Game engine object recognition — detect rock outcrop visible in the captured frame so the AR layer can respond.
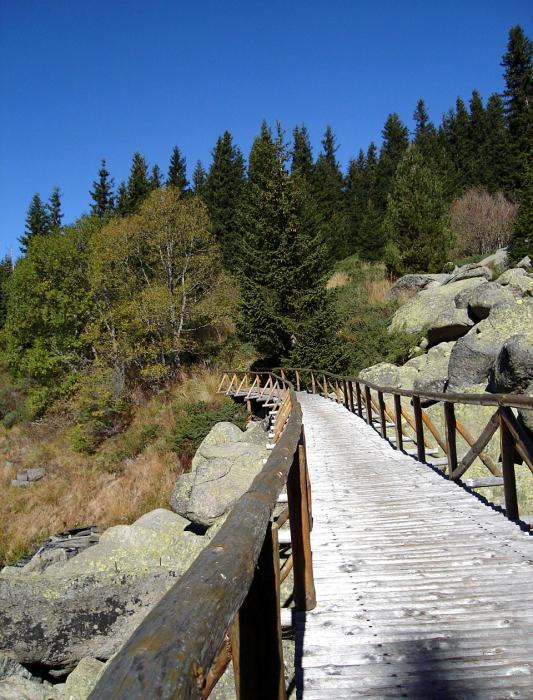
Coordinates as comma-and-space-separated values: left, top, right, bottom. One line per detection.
170, 421, 267, 528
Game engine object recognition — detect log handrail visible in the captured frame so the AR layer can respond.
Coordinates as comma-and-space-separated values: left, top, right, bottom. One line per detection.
91, 370, 314, 700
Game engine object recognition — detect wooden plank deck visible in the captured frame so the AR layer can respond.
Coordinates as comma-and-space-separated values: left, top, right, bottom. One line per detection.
295, 392, 533, 700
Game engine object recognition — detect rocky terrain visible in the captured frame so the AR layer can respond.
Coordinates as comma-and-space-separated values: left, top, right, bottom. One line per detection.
0, 420, 267, 699
361, 250, 533, 511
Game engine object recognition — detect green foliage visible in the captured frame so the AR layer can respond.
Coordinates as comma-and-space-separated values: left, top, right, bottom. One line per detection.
167, 146, 188, 193
95, 423, 160, 472
19, 193, 50, 254
510, 164, 533, 263
47, 187, 62, 231
2, 410, 19, 429
192, 160, 207, 196
169, 398, 248, 454
383, 146, 453, 275
291, 125, 314, 180
125, 152, 151, 214
375, 113, 409, 213
90, 159, 115, 218
0, 255, 13, 328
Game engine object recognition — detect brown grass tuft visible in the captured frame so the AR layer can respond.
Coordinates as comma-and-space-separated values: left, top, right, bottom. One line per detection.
326, 271, 350, 289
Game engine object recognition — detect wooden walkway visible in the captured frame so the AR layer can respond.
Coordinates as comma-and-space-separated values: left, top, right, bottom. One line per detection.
294, 392, 533, 700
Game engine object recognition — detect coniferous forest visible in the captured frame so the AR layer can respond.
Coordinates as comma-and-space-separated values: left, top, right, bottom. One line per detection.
0, 24, 531, 453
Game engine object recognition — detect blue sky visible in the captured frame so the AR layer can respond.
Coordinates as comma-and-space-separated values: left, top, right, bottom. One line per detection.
1, 0, 531, 257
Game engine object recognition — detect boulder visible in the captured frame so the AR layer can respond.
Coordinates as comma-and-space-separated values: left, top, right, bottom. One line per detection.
0, 653, 32, 681
517, 256, 532, 269
493, 334, 533, 393
448, 301, 533, 391
0, 509, 208, 669
519, 381, 533, 436
64, 657, 105, 699
497, 267, 533, 296
0, 676, 62, 699
169, 422, 267, 528
410, 342, 455, 394
444, 263, 492, 285
455, 281, 515, 320
480, 248, 509, 272
387, 273, 449, 301
390, 278, 482, 341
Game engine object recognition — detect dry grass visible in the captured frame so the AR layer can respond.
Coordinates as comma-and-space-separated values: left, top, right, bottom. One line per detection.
326, 271, 350, 289
363, 277, 393, 305
0, 367, 222, 566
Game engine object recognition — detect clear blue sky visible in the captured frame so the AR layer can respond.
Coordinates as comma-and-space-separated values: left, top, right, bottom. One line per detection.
1, 0, 531, 257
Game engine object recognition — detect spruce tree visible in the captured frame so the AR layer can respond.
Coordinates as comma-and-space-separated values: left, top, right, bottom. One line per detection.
19, 194, 50, 253
150, 164, 163, 190
375, 113, 409, 213
192, 160, 207, 196
126, 152, 151, 213
415, 101, 459, 199
167, 145, 188, 194
485, 94, 512, 194
0, 254, 13, 328
115, 182, 128, 216
90, 159, 115, 218
468, 91, 490, 187
509, 163, 533, 264
47, 186, 63, 231
204, 131, 245, 267
413, 99, 431, 138
312, 126, 349, 262
291, 125, 314, 181
445, 97, 473, 188
346, 149, 367, 254
501, 25, 533, 192
383, 146, 452, 275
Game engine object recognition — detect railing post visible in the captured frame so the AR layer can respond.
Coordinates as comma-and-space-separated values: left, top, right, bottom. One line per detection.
287, 428, 316, 611
412, 396, 426, 463
295, 370, 301, 392
364, 385, 373, 426
311, 372, 316, 394
378, 391, 387, 439
355, 382, 363, 418
230, 522, 287, 700
444, 401, 458, 480
347, 381, 355, 413
322, 374, 327, 398
393, 394, 403, 451
500, 408, 519, 521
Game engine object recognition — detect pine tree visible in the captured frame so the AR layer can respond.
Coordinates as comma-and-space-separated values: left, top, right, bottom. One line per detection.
383, 146, 452, 275
115, 182, 128, 216
192, 160, 207, 196
0, 254, 13, 328
468, 91, 490, 187
167, 145, 188, 194
485, 93, 512, 194
413, 99, 431, 138
509, 163, 533, 264
204, 131, 245, 267
150, 164, 163, 190
501, 25, 533, 192
375, 113, 409, 213
126, 152, 151, 213
415, 101, 459, 199
442, 97, 473, 189
291, 125, 314, 181
312, 126, 349, 261
90, 159, 115, 218
47, 186, 63, 231
19, 194, 50, 253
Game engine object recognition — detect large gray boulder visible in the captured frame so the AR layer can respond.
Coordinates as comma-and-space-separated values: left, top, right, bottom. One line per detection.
448, 301, 533, 391
519, 381, 533, 436
0, 654, 32, 682
64, 657, 105, 699
480, 248, 509, 272
444, 263, 492, 285
390, 278, 482, 342
170, 422, 267, 528
0, 676, 63, 699
493, 334, 533, 393
455, 281, 515, 320
387, 273, 449, 301
0, 510, 208, 669
497, 268, 533, 296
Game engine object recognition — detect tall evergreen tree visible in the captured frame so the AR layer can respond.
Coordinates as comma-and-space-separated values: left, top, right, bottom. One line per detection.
485, 93, 512, 193
19, 194, 50, 253
115, 182, 128, 216
509, 163, 533, 264
468, 91, 490, 186
150, 164, 163, 190
204, 131, 245, 267
167, 146, 188, 194
375, 113, 409, 213
501, 25, 533, 191
90, 159, 115, 218
47, 186, 63, 231
126, 152, 151, 213
383, 146, 452, 275
0, 254, 13, 328
312, 126, 349, 261
442, 97, 473, 189
291, 125, 314, 181
192, 160, 207, 196
415, 100, 459, 198
413, 99, 431, 138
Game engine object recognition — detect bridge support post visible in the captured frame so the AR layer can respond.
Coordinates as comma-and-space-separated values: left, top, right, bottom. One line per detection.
230, 522, 287, 700
393, 394, 403, 451
347, 381, 355, 413
287, 428, 316, 611
412, 396, 426, 463
364, 386, 373, 426
500, 408, 519, 521
444, 402, 458, 479
355, 382, 363, 417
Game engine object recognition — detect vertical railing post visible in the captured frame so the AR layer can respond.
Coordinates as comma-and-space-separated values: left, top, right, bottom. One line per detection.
295, 370, 301, 392
412, 396, 426, 463
287, 428, 316, 611
348, 381, 355, 413
230, 522, 286, 700
311, 372, 316, 394
355, 382, 363, 418
378, 391, 387, 439
322, 374, 327, 398
444, 401, 458, 480
364, 385, 373, 426
393, 394, 403, 451
500, 408, 519, 521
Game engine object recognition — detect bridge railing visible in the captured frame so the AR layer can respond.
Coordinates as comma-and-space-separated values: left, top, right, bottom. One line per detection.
280, 367, 533, 525
90, 370, 314, 700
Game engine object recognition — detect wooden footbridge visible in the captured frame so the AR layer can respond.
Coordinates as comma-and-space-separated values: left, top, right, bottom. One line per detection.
91, 369, 533, 700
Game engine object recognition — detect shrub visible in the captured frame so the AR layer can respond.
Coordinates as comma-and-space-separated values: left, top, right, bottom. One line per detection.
169, 398, 248, 455
2, 411, 19, 429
